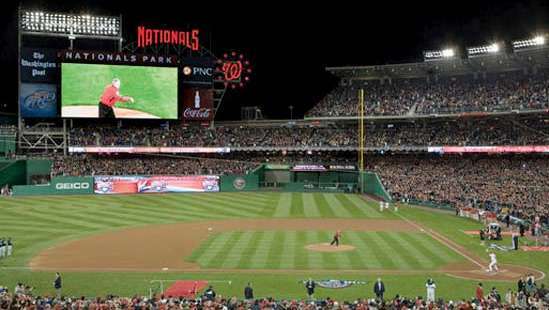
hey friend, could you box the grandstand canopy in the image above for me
[327,48,549,80]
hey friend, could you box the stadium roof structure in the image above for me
[326,47,549,80]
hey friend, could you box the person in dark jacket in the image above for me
[305,278,315,300]
[204,286,216,301]
[53,272,62,299]
[373,278,385,300]
[244,283,254,300]
[517,277,525,293]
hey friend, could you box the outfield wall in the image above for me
[219,174,259,192]
[360,171,392,202]
[0,160,27,188]
[12,176,94,196]
[9,168,390,201]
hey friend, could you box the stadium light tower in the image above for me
[20,10,122,40]
[467,42,502,58]
[512,35,547,51]
[423,48,456,61]
[17,8,124,155]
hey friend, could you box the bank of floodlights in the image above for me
[423,48,455,61]
[20,10,121,38]
[467,42,501,57]
[512,35,546,51]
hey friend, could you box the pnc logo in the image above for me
[55,183,90,190]
[183,65,213,77]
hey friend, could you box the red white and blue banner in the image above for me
[94,175,219,194]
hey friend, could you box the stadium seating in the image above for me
[68,118,548,148]
[306,69,549,117]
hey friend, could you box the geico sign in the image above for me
[55,183,90,190]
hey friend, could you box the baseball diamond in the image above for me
[0,192,546,300]
[3,5,549,307]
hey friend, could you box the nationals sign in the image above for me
[137,26,200,50]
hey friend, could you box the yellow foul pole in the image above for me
[358,89,365,192]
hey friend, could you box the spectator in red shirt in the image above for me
[99,78,134,118]
[476,283,484,302]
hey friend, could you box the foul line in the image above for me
[392,210,485,269]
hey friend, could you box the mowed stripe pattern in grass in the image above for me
[0,193,386,267]
[189,231,462,270]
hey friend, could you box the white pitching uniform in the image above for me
[426,282,436,302]
[379,201,384,212]
[488,253,498,272]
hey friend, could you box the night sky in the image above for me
[1,0,548,120]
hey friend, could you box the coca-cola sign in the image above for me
[182,87,214,121]
[183,108,211,119]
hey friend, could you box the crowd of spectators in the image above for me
[1,281,547,309]
[307,70,549,117]
[69,126,356,148]
[68,118,548,148]
[366,155,549,226]
[51,155,257,177]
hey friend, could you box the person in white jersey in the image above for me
[487,252,499,273]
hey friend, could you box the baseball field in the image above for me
[61,63,178,119]
[0,192,547,300]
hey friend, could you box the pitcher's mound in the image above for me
[305,243,356,252]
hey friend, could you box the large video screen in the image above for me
[61,63,178,119]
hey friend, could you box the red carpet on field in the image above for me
[163,280,208,298]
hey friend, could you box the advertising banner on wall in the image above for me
[94,175,219,194]
[20,83,57,118]
[69,146,230,154]
[428,146,549,154]
[182,87,214,121]
[181,57,214,85]
[20,48,59,83]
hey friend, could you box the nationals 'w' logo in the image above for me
[221,61,243,81]
[216,52,251,89]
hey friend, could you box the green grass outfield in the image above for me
[188,231,461,270]
[0,192,547,300]
[61,63,178,119]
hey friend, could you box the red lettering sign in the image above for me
[137,26,200,50]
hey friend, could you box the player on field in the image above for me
[487,252,499,273]
[99,78,135,118]
[330,230,342,247]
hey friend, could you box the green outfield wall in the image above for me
[12,176,94,196]
[219,174,259,192]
